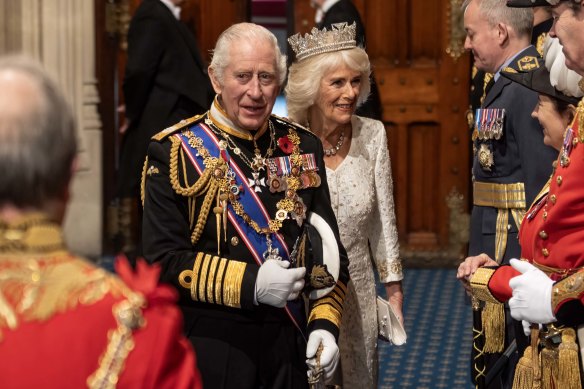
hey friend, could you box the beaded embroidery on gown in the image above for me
[326,115,403,389]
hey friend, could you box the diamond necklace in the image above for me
[323,131,345,157]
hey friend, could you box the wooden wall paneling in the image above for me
[197,0,248,63]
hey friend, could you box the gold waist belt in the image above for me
[532,261,584,278]
[473,182,526,209]
[473,182,527,263]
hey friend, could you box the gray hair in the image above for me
[463,0,534,38]
[209,23,287,86]
[285,47,371,126]
[0,55,77,207]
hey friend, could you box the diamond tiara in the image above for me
[288,22,357,62]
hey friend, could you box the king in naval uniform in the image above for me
[141,22,349,389]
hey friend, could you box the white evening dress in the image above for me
[326,115,403,389]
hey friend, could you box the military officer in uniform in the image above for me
[0,56,201,388]
[469,4,552,123]
[141,22,350,389]
[460,1,584,388]
[462,0,559,387]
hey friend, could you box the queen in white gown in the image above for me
[286,23,404,389]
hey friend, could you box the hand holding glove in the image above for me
[306,329,339,382]
[255,260,305,307]
[508,259,556,324]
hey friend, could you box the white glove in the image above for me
[521,320,543,337]
[255,260,305,307]
[508,259,556,324]
[306,329,339,381]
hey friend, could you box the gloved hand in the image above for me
[521,320,542,337]
[255,260,305,307]
[508,259,556,324]
[306,329,339,381]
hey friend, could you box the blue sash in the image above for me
[176,122,307,338]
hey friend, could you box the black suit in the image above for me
[317,0,383,121]
[119,0,213,198]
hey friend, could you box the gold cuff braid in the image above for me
[470,267,500,304]
[551,270,584,313]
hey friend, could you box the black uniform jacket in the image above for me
[469,45,558,262]
[119,0,213,197]
[142,112,350,339]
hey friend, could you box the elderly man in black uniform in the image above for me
[462,0,558,387]
[141,22,349,389]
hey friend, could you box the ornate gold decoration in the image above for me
[478,144,494,171]
[288,22,356,61]
[551,271,584,312]
[309,265,335,289]
[446,0,466,60]
[0,215,133,341]
[470,268,500,304]
[87,294,146,389]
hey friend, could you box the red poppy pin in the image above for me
[277,135,294,154]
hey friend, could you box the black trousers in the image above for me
[187,316,308,389]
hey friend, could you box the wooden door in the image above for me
[96,0,247,254]
[292,0,471,265]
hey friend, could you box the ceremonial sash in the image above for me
[176,123,307,337]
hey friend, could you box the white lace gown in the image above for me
[326,115,403,389]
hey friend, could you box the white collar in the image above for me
[159,0,181,20]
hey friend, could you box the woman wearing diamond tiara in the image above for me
[286,22,404,388]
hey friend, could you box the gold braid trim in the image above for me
[169,136,215,197]
[206,256,220,304]
[551,271,584,313]
[471,268,505,353]
[140,156,148,207]
[197,254,212,302]
[308,304,342,328]
[223,261,246,308]
[87,294,146,389]
[470,267,499,304]
[191,180,218,245]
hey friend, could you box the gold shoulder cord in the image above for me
[140,157,149,207]
[168,135,226,246]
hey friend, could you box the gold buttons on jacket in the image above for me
[542,248,549,257]
[550,195,557,205]
[230,236,239,246]
[539,231,548,240]
[556,176,563,186]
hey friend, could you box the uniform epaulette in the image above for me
[271,114,317,138]
[151,113,206,142]
[516,55,540,72]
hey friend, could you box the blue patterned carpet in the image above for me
[377,269,474,389]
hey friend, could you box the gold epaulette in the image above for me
[151,113,206,142]
[271,114,309,132]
